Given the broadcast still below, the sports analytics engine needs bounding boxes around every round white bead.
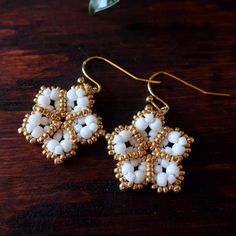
[168,131,181,143]
[67,89,77,101]
[166,163,179,177]
[73,105,81,112]
[76,88,86,97]
[164,146,172,154]
[53,132,62,141]
[77,117,85,124]
[54,100,60,109]
[26,123,34,133]
[28,113,42,127]
[50,88,60,101]
[63,132,70,140]
[74,124,82,133]
[129,137,137,146]
[44,125,50,132]
[161,159,169,168]
[124,172,135,183]
[172,143,185,156]
[89,123,98,132]
[149,130,157,138]
[77,97,89,108]
[130,159,138,167]
[47,105,54,111]
[38,95,50,108]
[138,162,146,172]
[85,115,97,125]
[162,138,169,147]
[67,100,74,108]
[54,145,63,155]
[156,172,168,186]
[60,139,72,152]
[119,130,132,142]
[47,139,60,152]
[114,143,126,155]
[154,164,162,173]
[178,136,187,146]
[31,126,44,138]
[168,174,177,184]
[80,126,92,139]
[135,117,148,131]
[134,170,146,184]
[149,118,162,131]
[40,117,48,126]
[144,113,154,123]
[112,134,123,144]
[121,162,134,175]
[42,88,51,96]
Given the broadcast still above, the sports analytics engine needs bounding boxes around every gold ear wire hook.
[81,56,161,92]
[147,71,230,115]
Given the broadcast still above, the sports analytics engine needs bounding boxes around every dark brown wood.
[0,0,235,235]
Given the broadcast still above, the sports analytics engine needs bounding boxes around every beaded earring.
[18,56,160,165]
[106,71,229,193]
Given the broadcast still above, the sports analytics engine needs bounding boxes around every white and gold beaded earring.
[106,71,229,193]
[18,56,160,165]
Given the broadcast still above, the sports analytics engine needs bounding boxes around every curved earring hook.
[81,56,161,92]
[147,71,230,115]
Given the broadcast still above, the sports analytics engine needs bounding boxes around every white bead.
[162,138,169,147]
[80,126,92,139]
[161,159,169,168]
[67,100,74,108]
[89,123,98,132]
[54,145,63,155]
[74,124,82,133]
[129,137,137,146]
[154,164,162,173]
[149,118,162,131]
[38,95,50,108]
[31,126,44,138]
[85,115,97,125]
[46,105,54,111]
[168,131,181,143]
[134,170,146,184]
[53,132,62,141]
[130,159,138,167]
[138,162,146,172]
[114,143,126,155]
[144,113,154,123]
[119,130,132,142]
[63,133,70,140]
[77,97,89,108]
[47,139,60,152]
[40,117,48,126]
[42,88,51,96]
[67,89,77,101]
[50,88,60,101]
[166,163,179,177]
[172,143,185,156]
[28,113,42,127]
[135,117,148,131]
[168,174,177,184]
[44,125,50,132]
[156,172,168,186]
[60,139,72,152]
[112,134,123,144]
[54,100,60,108]
[164,146,172,154]
[121,162,134,175]
[149,130,157,138]
[26,123,34,133]
[124,172,135,183]
[76,88,86,97]
[178,136,187,146]
[77,117,85,124]
[73,105,81,112]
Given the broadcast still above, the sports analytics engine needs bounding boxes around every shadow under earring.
[18,75,105,165]
[106,71,229,193]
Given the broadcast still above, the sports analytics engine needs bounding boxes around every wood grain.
[0,0,235,235]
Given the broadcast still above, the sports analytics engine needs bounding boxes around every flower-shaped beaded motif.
[18,78,105,164]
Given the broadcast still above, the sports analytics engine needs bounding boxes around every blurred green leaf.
[89,0,120,15]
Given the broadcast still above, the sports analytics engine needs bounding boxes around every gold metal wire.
[147,71,230,114]
[81,56,161,92]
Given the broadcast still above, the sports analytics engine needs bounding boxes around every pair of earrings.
[18,56,229,193]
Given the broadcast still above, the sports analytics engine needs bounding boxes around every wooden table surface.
[0,1,235,235]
